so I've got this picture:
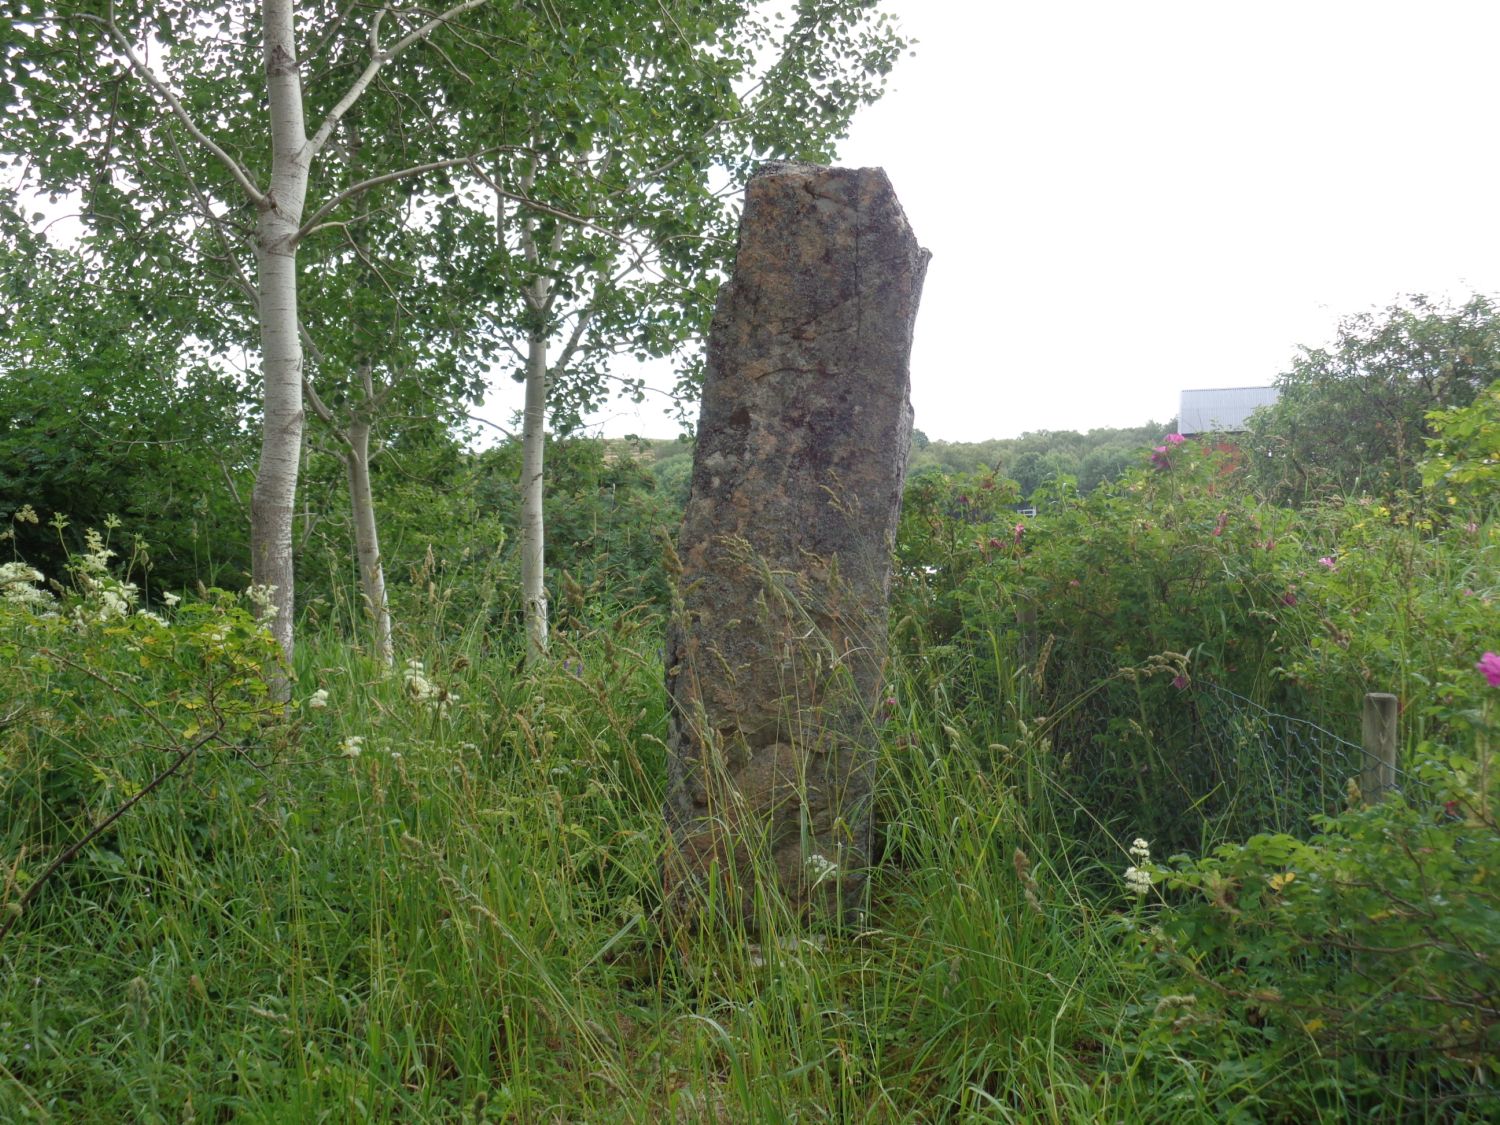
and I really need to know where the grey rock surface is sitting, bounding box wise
[664,163,928,927]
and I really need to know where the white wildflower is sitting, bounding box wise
[1124,839,1153,896]
[403,659,433,695]
[135,609,168,627]
[1124,865,1153,896]
[78,528,115,576]
[0,562,43,585]
[162,591,181,607]
[307,689,330,710]
[0,562,53,611]
[403,659,454,715]
[245,584,278,622]
[805,853,840,888]
[340,736,364,759]
[98,588,130,620]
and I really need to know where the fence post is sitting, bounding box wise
[1361,693,1398,802]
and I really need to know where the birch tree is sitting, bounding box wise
[439,0,908,661]
[3,1,493,688]
[0,0,906,674]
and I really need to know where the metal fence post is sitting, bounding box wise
[1361,693,1399,802]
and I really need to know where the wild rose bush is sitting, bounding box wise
[896,440,1323,852]
[891,421,1500,1114]
[895,432,1497,857]
[1139,663,1499,1116]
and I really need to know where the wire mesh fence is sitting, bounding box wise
[1022,637,1432,849]
[1191,680,1430,825]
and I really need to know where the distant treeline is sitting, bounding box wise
[618,420,1173,504]
[905,422,1172,496]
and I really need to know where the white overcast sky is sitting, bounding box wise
[559,0,1500,443]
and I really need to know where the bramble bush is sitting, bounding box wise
[1135,662,1499,1119]
[0,515,281,931]
[894,420,1498,864]
[888,413,1500,1116]
[895,438,1328,855]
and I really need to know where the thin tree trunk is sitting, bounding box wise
[346,410,393,665]
[520,298,549,665]
[107,0,489,692]
[516,154,551,667]
[251,0,311,692]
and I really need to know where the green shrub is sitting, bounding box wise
[1139,665,1499,1119]
[0,520,280,925]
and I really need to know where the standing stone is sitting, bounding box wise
[664,163,928,928]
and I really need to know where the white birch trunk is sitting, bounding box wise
[346,410,394,666]
[520,298,549,665]
[515,158,552,667]
[108,0,490,692]
[251,0,311,690]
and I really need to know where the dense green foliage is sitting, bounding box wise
[286,429,682,652]
[906,421,1171,499]
[887,415,1499,1118]
[1244,295,1500,504]
[0,235,252,593]
[2,393,1495,1119]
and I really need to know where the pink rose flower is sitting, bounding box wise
[1479,652,1500,688]
[1165,433,1187,446]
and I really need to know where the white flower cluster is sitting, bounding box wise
[0,562,53,612]
[1125,837,1153,896]
[340,735,364,759]
[245,584,278,623]
[805,852,840,888]
[307,688,330,710]
[403,660,455,716]
[3,521,182,625]
[71,529,141,624]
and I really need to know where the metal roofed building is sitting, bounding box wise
[1179,385,1280,436]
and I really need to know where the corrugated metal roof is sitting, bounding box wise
[1179,386,1279,435]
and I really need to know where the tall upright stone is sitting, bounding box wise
[664,164,928,927]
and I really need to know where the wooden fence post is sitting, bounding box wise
[1361,692,1398,802]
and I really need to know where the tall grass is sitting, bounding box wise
[2,558,1489,1121]
[0,587,1185,1123]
